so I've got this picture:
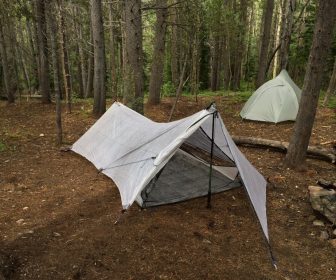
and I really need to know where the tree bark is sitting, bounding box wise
[73,7,84,99]
[231,0,248,90]
[17,25,31,92]
[26,20,39,93]
[123,0,144,114]
[91,0,106,116]
[35,0,51,103]
[210,36,220,92]
[47,1,62,145]
[190,28,200,99]
[279,0,295,71]
[285,0,336,168]
[57,0,71,112]
[76,43,84,99]
[323,57,336,106]
[256,0,274,88]
[108,2,117,100]
[148,0,168,105]
[0,19,16,103]
[85,31,94,98]
[170,3,179,89]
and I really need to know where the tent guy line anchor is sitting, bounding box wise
[114,209,127,225]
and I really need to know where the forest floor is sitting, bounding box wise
[0,95,336,280]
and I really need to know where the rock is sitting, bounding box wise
[308,215,316,222]
[319,231,329,240]
[333,228,336,236]
[313,220,325,227]
[16,219,25,225]
[329,239,336,248]
[53,232,61,237]
[23,207,29,211]
[202,239,212,244]
[309,186,336,224]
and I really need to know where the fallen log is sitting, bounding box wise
[232,136,336,164]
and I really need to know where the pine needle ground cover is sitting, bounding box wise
[0,96,335,279]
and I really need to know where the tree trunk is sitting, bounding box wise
[148,0,168,105]
[57,0,71,113]
[323,57,336,106]
[0,20,16,103]
[123,0,144,114]
[35,0,51,103]
[26,20,39,93]
[91,0,106,116]
[78,22,87,98]
[73,7,84,99]
[231,0,248,90]
[279,0,295,71]
[108,2,117,100]
[272,0,282,77]
[17,25,31,92]
[210,36,220,92]
[245,3,254,81]
[170,4,179,89]
[190,22,200,99]
[47,1,62,145]
[285,0,336,168]
[256,0,274,88]
[85,31,94,98]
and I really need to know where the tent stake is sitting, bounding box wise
[114,209,127,225]
[207,110,217,209]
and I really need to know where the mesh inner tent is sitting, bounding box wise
[140,149,241,207]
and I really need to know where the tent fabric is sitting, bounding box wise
[140,149,241,208]
[240,70,302,123]
[72,102,269,240]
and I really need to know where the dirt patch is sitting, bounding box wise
[0,97,335,279]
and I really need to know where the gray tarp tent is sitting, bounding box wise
[72,102,270,243]
[240,70,302,123]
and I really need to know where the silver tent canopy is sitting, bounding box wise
[240,70,302,123]
[72,102,270,243]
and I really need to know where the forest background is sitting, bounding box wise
[1,0,335,111]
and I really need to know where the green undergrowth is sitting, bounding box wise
[318,91,336,109]
[72,90,335,109]
[0,140,6,152]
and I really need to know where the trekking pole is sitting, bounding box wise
[207,109,217,209]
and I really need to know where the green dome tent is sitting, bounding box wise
[240,70,301,123]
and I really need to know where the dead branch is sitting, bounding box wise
[168,54,189,122]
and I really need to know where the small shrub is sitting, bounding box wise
[0,141,6,152]
[161,81,176,97]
